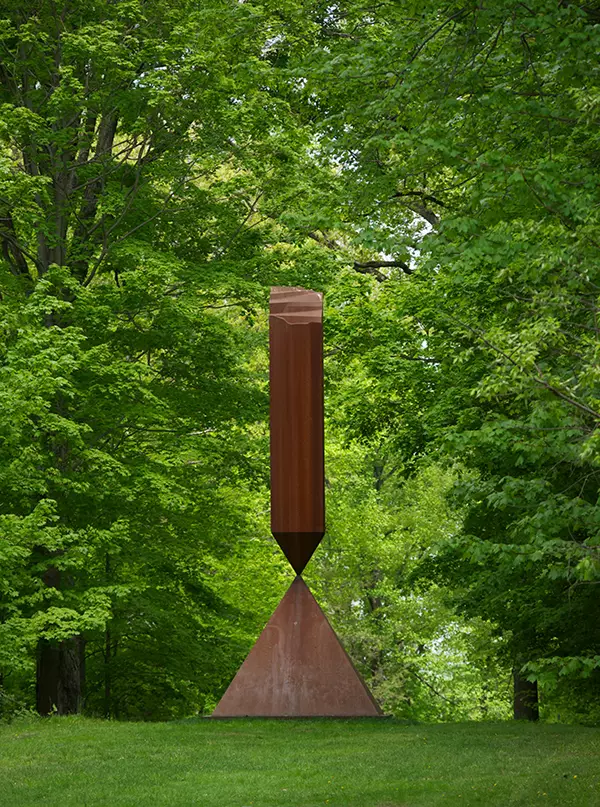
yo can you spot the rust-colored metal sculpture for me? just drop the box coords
[213,287,381,717]
[212,577,380,717]
[269,287,325,574]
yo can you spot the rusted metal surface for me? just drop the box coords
[269,287,325,574]
[212,577,382,717]
[212,286,382,718]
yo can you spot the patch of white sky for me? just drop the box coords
[348,599,472,665]
[306,131,435,275]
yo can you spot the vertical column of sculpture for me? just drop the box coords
[212,287,381,717]
[269,287,325,574]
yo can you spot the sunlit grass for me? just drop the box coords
[1,717,598,806]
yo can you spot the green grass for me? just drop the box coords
[0,717,599,806]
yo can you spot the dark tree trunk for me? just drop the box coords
[366,568,384,678]
[104,627,111,718]
[104,554,112,718]
[35,561,85,716]
[513,668,539,721]
[36,636,85,715]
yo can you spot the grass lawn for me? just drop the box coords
[0,717,598,806]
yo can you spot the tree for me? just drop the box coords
[0,0,331,717]
[4,0,600,723]
[304,442,511,721]
[293,0,600,719]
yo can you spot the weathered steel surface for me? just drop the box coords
[212,577,382,717]
[212,286,382,719]
[269,287,325,574]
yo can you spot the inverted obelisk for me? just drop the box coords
[269,287,325,574]
[213,286,381,717]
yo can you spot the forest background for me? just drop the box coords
[1,0,600,724]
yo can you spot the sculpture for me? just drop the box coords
[212,287,381,717]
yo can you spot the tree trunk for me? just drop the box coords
[35,561,85,716]
[513,668,539,721]
[104,627,111,718]
[36,636,85,715]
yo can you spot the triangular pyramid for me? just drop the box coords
[212,577,382,717]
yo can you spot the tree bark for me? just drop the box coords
[513,667,539,721]
[104,627,111,719]
[35,561,85,716]
[36,636,85,715]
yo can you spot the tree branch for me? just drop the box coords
[405,664,458,705]
[354,259,412,279]
[408,8,468,64]
[392,190,446,208]
[451,315,600,423]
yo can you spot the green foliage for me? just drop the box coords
[0,0,324,718]
[3,0,600,725]
[293,0,600,717]
[306,445,510,721]
[0,266,293,716]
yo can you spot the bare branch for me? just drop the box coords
[392,190,446,208]
[451,315,600,423]
[0,213,39,276]
[307,230,342,251]
[408,8,468,64]
[354,259,412,277]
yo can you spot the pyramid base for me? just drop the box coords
[210,714,387,719]
[212,577,382,718]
